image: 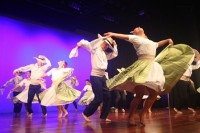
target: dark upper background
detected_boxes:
[1,0,200,86]
[1,0,199,38]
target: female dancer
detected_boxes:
[78,79,94,106]
[41,61,81,118]
[104,27,194,126]
[65,76,79,111]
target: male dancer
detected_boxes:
[13,55,51,117]
[76,35,118,122]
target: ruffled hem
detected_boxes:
[78,91,94,105]
[107,44,194,94]
[41,82,81,106]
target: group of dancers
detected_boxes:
[0,57,94,118]
[1,26,199,127]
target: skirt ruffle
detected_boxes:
[13,87,39,103]
[155,44,194,94]
[78,91,94,105]
[106,44,194,94]
[106,58,164,93]
[41,81,81,106]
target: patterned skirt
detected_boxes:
[106,44,194,94]
[78,91,94,105]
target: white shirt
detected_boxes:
[82,85,92,91]
[18,78,30,88]
[18,78,46,90]
[13,57,51,85]
[2,75,23,92]
[46,68,73,81]
[80,38,118,76]
[183,60,200,77]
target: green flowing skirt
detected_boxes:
[155,44,194,94]
[78,91,94,105]
[41,76,81,106]
[106,44,194,94]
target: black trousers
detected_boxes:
[13,92,22,113]
[169,80,198,110]
[27,84,46,115]
[83,76,111,119]
[113,90,126,109]
[65,101,78,110]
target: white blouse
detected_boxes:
[46,68,73,81]
[183,60,200,77]
[128,35,158,56]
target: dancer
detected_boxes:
[169,49,200,114]
[65,76,79,111]
[104,27,194,126]
[196,87,200,108]
[78,79,94,106]
[41,61,81,118]
[141,94,161,113]
[75,34,118,122]
[12,71,31,114]
[12,71,47,115]
[112,90,127,113]
[112,68,127,113]
[13,55,51,117]
[0,71,24,116]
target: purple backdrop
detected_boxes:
[0,16,92,113]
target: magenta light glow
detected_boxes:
[0,16,91,113]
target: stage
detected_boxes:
[0,108,200,133]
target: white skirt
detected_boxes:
[14,88,39,103]
[40,85,71,106]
